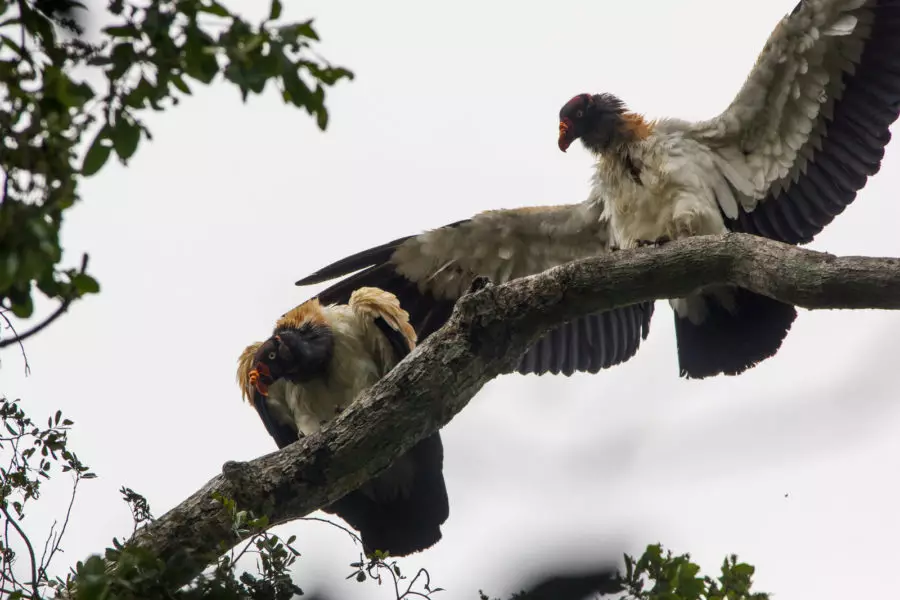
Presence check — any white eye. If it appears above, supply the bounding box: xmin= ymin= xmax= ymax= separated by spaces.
xmin=268 ymin=351 xmax=276 ymax=360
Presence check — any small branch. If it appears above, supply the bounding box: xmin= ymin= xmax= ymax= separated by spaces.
xmin=98 ymin=234 xmax=900 ymax=590
xmin=39 ymin=475 xmax=79 ymax=579
xmin=0 ymin=301 xmax=71 ymax=350
xmin=38 ymin=520 xmax=57 ymax=581
xmin=0 ymin=254 xmax=90 ymax=350
xmin=401 ymin=568 xmax=434 ymax=599
xmin=298 ymin=516 xmax=362 ymax=547
xmin=2 ymin=506 xmax=40 ymax=599
xmin=0 ymin=310 xmax=31 ymax=375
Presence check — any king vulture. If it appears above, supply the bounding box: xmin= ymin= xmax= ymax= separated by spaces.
xmin=556 ymin=0 xmax=900 ymax=377
xmin=299 ymin=0 xmax=900 ymax=379
xmin=236 ymin=287 xmax=449 ymax=556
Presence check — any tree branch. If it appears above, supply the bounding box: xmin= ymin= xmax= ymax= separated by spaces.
xmin=123 ymin=233 xmax=900 ymax=589
xmin=0 ymin=254 xmax=89 ymax=351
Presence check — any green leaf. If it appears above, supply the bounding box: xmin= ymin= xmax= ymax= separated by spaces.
xmin=292 ymin=19 xmax=319 ymax=41
xmin=200 ymin=1 xmax=231 ymax=17
xmin=71 ymin=273 xmax=100 ymax=294
xmin=104 ymin=24 xmax=140 ymax=38
xmin=269 ymin=0 xmax=282 ymax=20
xmin=170 ymin=74 xmax=191 ymax=94
xmin=0 ymin=254 xmax=18 ymax=291
xmin=124 ymin=78 xmax=152 ymax=108
xmin=355 ymin=572 xmax=365 ymax=583
xmin=69 ymin=81 xmax=95 ymax=108
xmin=109 ymin=42 xmax=136 ymax=79
xmin=113 ymin=118 xmax=141 ymax=161
xmin=81 ymin=129 xmax=112 ymax=176
xmin=184 ymin=48 xmax=220 ymax=84
xmin=316 ymin=106 xmax=328 ymax=130
xmin=10 ymin=293 xmax=33 ymax=318
xmin=281 ymin=69 xmax=310 ymax=107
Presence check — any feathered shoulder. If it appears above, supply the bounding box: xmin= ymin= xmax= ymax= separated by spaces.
xmin=236 ymin=341 xmax=263 ymax=404
xmin=348 ymin=287 xmax=417 ymax=352
xmin=276 ymin=297 xmax=329 ymax=330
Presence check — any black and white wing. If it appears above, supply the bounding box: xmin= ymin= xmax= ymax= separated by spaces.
xmin=677 ymin=0 xmax=900 ymax=244
xmin=296 ymin=200 xmax=655 ymax=377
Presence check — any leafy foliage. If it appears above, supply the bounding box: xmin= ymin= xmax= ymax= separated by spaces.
xmin=617 ymin=544 xmax=769 ymax=600
xmin=0 ymin=0 xmax=352 ymax=328
xmin=346 ymin=549 xmax=445 ymax=599
xmin=479 ymin=543 xmax=770 ymax=600
xmin=0 ymin=396 xmax=93 ymax=598
xmin=0 ymin=394 xmax=771 ymax=600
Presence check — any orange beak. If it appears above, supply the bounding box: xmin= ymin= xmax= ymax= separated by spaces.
xmin=558 ymin=119 xmax=573 ymax=152
xmin=248 ymin=363 xmax=272 ymax=396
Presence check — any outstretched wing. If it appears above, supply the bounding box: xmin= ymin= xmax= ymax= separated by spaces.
xmin=679 ymin=0 xmax=900 ymax=244
xmin=297 ymin=201 xmax=655 ymax=376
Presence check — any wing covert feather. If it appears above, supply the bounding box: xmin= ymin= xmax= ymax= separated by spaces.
xmin=676 ymin=0 xmax=900 ymax=244
xmin=297 ymin=201 xmax=655 ymax=376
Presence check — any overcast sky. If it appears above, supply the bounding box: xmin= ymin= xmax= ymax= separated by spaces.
xmin=5 ymin=0 xmax=900 ymax=597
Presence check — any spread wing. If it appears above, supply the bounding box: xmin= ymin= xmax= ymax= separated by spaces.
xmin=297 ymin=201 xmax=655 ymax=376
xmin=678 ymin=0 xmax=900 ymax=244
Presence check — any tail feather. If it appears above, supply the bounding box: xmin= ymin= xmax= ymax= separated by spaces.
xmin=674 ymin=288 xmax=797 ymax=379
xmin=323 ymin=433 xmax=449 ymax=557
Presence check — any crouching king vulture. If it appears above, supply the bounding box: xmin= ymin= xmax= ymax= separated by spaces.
xmin=557 ymin=0 xmax=900 ymax=377
xmin=236 ymin=287 xmax=449 ymax=556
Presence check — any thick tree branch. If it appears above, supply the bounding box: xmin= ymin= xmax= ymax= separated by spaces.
xmin=126 ymin=233 xmax=900 ymax=588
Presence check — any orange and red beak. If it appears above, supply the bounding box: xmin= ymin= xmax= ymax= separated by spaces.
xmin=558 ymin=118 xmax=574 ymax=152
xmin=248 ymin=362 xmax=273 ymax=396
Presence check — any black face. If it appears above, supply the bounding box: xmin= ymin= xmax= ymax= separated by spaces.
xmin=248 ymin=325 xmax=334 ymax=396
xmin=557 ymin=92 xmax=626 ymax=154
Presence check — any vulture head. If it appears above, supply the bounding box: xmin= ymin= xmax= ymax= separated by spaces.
xmin=248 ymin=324 xmax=334 ymax=396
xmin=558 ymin=92 xmax=648 ymax=154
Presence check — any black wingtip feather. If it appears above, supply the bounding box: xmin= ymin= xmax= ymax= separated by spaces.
xmin=675 ymin=289 xmax=797 ymax=379
xmin=515 ymin=303 xmax=654 ymax=377
xmin=296 ymin=220 xmax=472 ymax=287
xmin=294 ymin=234 xmax=415 ymax=287
xmin=728 ymin=5 xmax=900 ymax=245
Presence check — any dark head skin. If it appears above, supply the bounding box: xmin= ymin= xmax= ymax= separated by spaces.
xmin=248 ymin=324 xmax=335 ymax=396
xmin=558 ymin=92 xmax=629 ymax=154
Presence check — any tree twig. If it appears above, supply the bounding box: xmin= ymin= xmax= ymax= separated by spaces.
xmin=0 ymin=309 xmax=31 ymax=375
xmin=2 ymin=505 xmax=40 ymax=599
xmin=0 ymin=254 xmax=90 ymax=350
xmin=298 ymin=516 xmax=363 ymax=547
xmin=39 ymin=474 xmax=80 ymax=579
xmin=93 ymin=234 xmax=900 ymax=590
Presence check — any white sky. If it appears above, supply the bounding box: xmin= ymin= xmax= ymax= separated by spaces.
xmin=4 ymin=0 xmax=900 ymax=598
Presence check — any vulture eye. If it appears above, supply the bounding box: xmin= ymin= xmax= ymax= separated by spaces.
xmin=576 ymin=109 xmax=583 ymax=118
xmin=268 ymin=351 xmax=276 ymax=360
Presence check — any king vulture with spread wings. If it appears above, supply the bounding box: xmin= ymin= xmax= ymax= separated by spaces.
xmin=298 ymin=0 xmax=900 ymax=379
xmin=236 ymin=288 xmax=449 ymax=557
xmin=554 ymin=0 xmax=900 ymax=377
